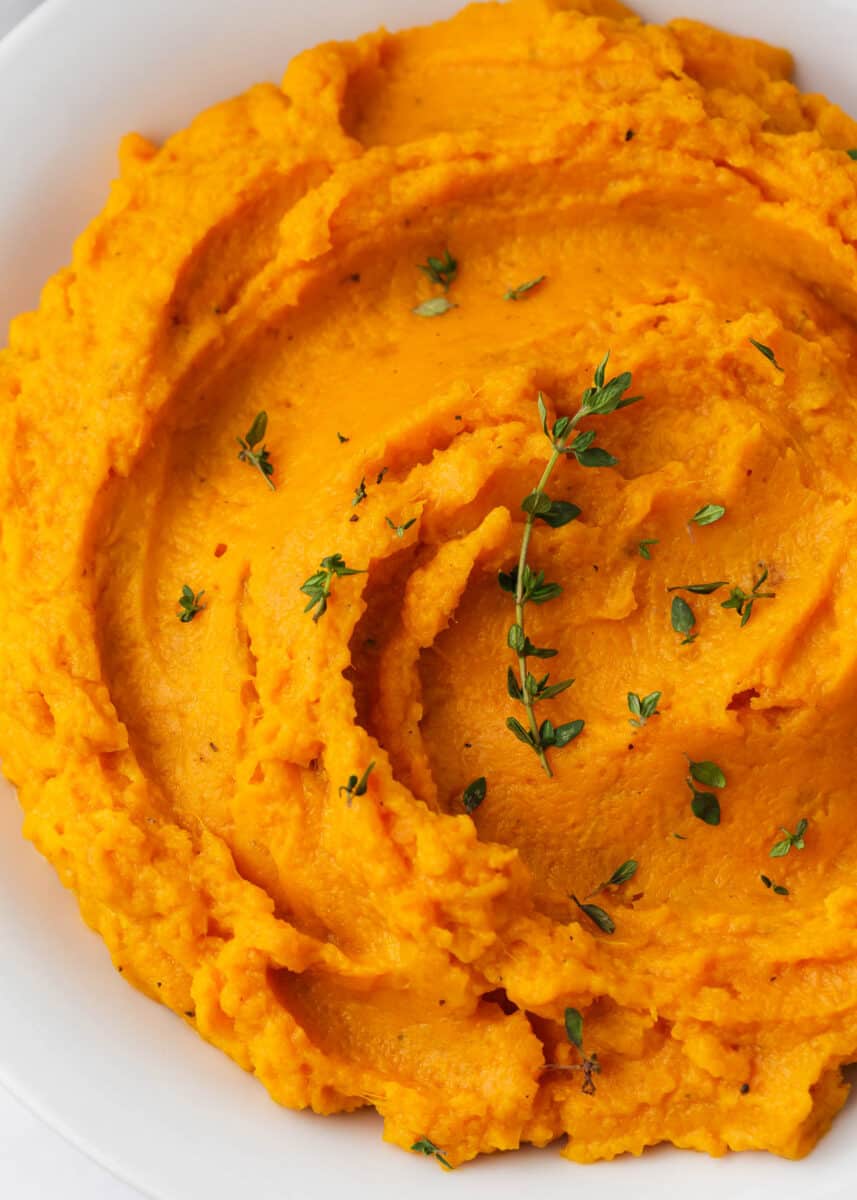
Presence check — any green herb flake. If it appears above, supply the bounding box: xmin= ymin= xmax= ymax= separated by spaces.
xmin=561 ymin=1006 xmax=601 ymax=1095
xmin=564 ymin=1007 xmax=583 ymax=1049
xmin=770 ymin=817 xmax=808 ymax=858
xmin=300 ymin=553 xmax=365 ymax=622
xmin=413 ymin=296 xmax=457 ymax=318
xmin=338 ymin=762 xmax=375 ymax=805
xmin=638 ymin=538 xmax=658 ymax=559
xmin=667 ymin=581 xmax=728 ymax=596
xmin=671 ymin=594 xmax=696 ymax=643
xmin=177 ymin=585 xmax=205 ymax=623
xmin=684 ymin=758 xmax=725 ymax=825
xmin=720 ymin=563 xmax=776 ymax=627
xmin=386 ymin=515 xmax=417 ymax=539
xmin=627 ymin=691 xmax=661 ymax=728
xmin=760 ymin=874 xmax=789 ymax=896
xmin=749 ymin=338 xmax=784 ymax=372
xmin=417 ymin=249 xmax=457 ymax=291
xmin=688 ymin=759 xmax=726 ymax=789
xmin=599 ymin=859 xmax=639 ymax=889
xmin=411 ymin=1137 xmax=453 ymax=1170
xmin=462 ymin=776 xmax=487 ymax=814
xmin=236 ymin=411 xmax=275 ymax=490
xmin=689 ymin=787 xmax=721 ymax=826
xmin=504 ymin=275 xmax=546 ymax=301
xmin=691 ymin=503 xmax=726 ymax=526
xmin=848 ymin=149 xmax=857 ymax=160
xmin=336 ymin=431 xmax=349 ymax=444
xmin=571 ymin=893 xmax=615 ymax=934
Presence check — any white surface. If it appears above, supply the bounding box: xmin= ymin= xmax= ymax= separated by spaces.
xmin=0 ymin=2 xmax=136 ymax=1193
xmin=1 ymin=0 xmax=857 ymax=1198
xmin=0 ymin=1081 xmax=140 ymax=1199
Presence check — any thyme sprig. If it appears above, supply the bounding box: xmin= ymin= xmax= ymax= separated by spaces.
xmin=770 ymin=818 xmax=807 ymax=858
xmin=502 ymin=354 xmax=639 ymax=775
xmin=386 ymin=516 xmax=416 ymax=538
xmin=300 ymin=554 xmax=365 ymax=622
xmin=542 ymin=1007 xmax=601 ymax=1094
xmin=177 ymin=585 xmax=205 ymax=623
xmin=418 ymin=249 xmax=457 ymax=290
xmin=685 ymin=757 xmax=726 ymax=825
xmin=411 ymin=1137 xmax=452 ymax=1170
xmin=236 ymin=411 xmax=275 ymax=490
xmin=339 ymin=762 xmax=375 ymax=805
xmin=721 ymin=564 xmax=775 ymax=626
xmin=627 ymin=691 xmax=660 ymax=728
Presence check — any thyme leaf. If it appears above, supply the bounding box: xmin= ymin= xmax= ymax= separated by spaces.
xmin=691 ymin=503 xmax=726 ymax=526
xmin=564 ymin=1007 xmax=583 ymax=1049
xmin=571 ymin=893 xmax=615 ymax=934
xmin=688 ymin=759 xmax=726 ymax=789
xmin=671 ymin=595 xmax=697 ymax=644
xmin=413 ymin=296 xmax=456 ymax=318
xmin=504 ymin=275 xmax=546 ymax=301
xmin=462 ymin=776 xmax=486 ymax=814
xmin=591 ymin=859 xmax=638 ymax=894
xmin=749 ymin=338 xmax=784 ymax=372
xmin=667 ymin=581 xmax=728 ymax=595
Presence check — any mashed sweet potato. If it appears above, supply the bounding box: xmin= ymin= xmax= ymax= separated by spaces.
xmin=2 ymin=0 xmax=857 ymax=1168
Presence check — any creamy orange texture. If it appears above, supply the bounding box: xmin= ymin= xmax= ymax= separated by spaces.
xmin=3 ymin=0 xmax=857 ymax=1167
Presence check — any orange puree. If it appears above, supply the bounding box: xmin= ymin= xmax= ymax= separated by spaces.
xmin=2 ymin=0 xmax=857 ymax=1167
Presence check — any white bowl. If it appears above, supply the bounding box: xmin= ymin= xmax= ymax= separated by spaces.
xmin=1 ymin=1 xmax=856 ymax=1197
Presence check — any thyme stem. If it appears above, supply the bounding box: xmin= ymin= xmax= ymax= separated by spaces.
xmin=514 ymin=412 xmax=584 ymax=776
